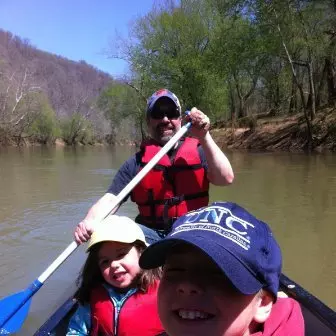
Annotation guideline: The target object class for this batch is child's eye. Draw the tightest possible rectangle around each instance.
[164,267,184,274]
[163,267,186,282]
[99,259,109,267]
[116,252,127,259]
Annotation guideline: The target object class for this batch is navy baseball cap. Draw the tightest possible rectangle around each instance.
[139,201,282,299]
[146,89,182,116]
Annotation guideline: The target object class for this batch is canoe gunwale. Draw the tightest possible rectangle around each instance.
[33,296,78,335]
[280,274,336,333]
[34,273,336,335]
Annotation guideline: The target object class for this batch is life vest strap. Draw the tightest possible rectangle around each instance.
[134,191,209,233]
[139,163,203,171]
[136,191,209,206]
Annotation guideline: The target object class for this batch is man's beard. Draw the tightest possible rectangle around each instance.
[154,124,176,145]
[159,134,173,144]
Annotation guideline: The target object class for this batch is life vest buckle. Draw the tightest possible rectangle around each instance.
[165,195,184,206]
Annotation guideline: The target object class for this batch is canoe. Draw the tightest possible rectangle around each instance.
[34,273,336,336]
[279,274,336,335]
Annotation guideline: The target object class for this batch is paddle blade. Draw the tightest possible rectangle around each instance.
[0,290,32,334]
[0,280,42,334]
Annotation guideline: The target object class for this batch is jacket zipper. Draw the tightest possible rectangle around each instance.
[111,289,137,335]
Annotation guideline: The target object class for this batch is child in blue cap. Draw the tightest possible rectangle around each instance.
[139,201,304,336]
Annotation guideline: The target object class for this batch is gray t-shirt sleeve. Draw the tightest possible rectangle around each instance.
[107,154,139,201]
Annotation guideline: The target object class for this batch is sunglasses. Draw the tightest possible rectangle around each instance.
[150,105,181,120]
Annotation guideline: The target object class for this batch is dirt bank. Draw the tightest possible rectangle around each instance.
[211,108,336,153]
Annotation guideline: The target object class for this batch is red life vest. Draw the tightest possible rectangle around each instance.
[90,283,164,336]
[131,137,209,230]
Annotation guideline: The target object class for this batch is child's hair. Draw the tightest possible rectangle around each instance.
[75,240,161,304]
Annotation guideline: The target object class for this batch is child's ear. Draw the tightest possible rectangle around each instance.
[253,292,273,323]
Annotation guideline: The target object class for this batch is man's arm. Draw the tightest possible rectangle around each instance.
[199,132,234,186]
[188,108,234,186]
[74,193,120,244]
[83,193,121,223]
[74,154,138,244]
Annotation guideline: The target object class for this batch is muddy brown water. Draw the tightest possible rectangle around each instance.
[0,145,335,334]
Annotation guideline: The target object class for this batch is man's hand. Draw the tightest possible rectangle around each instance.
[187,107,210,140]
[73,193,120,244]
[74,219,94,244]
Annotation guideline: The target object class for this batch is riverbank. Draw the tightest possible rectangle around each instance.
[0,134,135,148]
[211,108,336,153]
[1,108,335,152]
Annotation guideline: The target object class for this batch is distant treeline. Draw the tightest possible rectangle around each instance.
[1,0,336,149]
[0,29,122,146]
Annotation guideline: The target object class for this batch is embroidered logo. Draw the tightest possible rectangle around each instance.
[171,205,255,250]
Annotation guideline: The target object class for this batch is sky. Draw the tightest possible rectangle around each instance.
[0,0,156,77]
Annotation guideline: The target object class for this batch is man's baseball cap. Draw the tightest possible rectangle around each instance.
[139,201,282,299]
[146,89,182,116]
[87,215,148,251]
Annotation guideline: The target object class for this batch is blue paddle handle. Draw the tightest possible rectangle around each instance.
[27,280,43,295]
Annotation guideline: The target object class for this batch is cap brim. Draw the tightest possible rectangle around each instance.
[147,96,180,115]
[87,236,147,252]
[139,235,263,295]
[139,239,178,268]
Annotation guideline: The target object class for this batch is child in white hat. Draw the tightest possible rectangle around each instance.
[67,215,164,335]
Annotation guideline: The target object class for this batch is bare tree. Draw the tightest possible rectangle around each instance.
[0,67,42,143]
[272,6,313,151]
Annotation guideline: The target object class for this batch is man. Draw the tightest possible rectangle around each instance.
[74,89,234,244]
[139,201,304,336]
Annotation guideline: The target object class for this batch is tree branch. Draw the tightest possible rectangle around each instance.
[125,82,147,102]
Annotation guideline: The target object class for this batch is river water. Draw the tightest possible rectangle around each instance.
[0,145,335,334]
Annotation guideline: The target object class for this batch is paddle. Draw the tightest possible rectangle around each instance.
[0,119,192,334]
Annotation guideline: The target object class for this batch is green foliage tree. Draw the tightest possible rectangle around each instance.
[249,0,336,149]
[110,0,229,121]
[59,113,94,145]
[98,82,146,142]
[29,96,59,144]
[208,11,268,119]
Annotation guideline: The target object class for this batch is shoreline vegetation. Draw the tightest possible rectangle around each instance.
[212,108,336,153]
[2,107,335,153]
[1,1,336,153]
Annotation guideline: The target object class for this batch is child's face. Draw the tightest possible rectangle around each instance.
[158,243,264,336]
[98,241,141,289]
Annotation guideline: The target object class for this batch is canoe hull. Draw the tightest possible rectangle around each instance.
[34,296,77,335]
[34,274,336,335]
[279,274,336,336]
